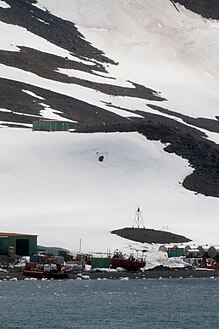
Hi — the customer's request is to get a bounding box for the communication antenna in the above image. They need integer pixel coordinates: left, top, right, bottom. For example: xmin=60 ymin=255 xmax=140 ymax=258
xmin=133 ymin=207 xmax=145 ymax=228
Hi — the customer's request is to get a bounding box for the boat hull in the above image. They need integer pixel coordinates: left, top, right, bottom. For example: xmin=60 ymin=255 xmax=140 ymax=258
xmin=23 ymin=269 xmax=69 ymax=279
xmin=110 ymin=258 xmax=145 ymax=271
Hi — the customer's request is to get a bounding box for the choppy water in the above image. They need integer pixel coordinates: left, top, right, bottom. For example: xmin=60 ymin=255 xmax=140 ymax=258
xmin=1 ymin=278 xmax=219 ymax=328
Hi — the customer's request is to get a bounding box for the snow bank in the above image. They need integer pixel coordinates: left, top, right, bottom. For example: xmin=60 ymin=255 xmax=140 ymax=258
xmin=164 ymin=257 xmax=188 ymax=269
xmin=144 ymin=250 xmax=188 ymax=270
xmin=144 ymin=250 xmax=168 ymax=270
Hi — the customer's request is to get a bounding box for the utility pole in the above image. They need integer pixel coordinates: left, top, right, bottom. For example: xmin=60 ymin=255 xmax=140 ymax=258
xmin=79 ymin=238 xmax=82 ymax=253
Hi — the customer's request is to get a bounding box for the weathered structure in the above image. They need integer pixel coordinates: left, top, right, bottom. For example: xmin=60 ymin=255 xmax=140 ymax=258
xmin=32 ymin=120 xmax=69 ymax=131
xmin=0 ymin=232 xmax=37 ymax=256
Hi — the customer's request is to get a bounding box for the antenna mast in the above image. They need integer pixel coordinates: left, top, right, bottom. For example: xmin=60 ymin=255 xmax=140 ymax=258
xmin=133 ymin=207 xmax=145 ymax=228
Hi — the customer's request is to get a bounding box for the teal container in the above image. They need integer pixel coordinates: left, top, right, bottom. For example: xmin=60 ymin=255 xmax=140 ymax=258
xmin=168 ymin=247 xmax=184 ymax=258
xmin=33 ymin=120 xmax=69 ymax=131
xmin=176 ymin=248 xmax=184 ymax=257
xmin=91 ymin=257 xmax=110 ymax=269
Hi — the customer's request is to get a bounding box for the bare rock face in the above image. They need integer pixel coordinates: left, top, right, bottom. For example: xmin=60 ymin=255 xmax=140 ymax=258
xmin=174 ymin=0 xmax=219 ymax=20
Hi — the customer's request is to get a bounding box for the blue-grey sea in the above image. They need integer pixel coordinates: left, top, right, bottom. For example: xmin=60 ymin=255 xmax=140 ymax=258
xmin=0 ymin=277 xmax=219 ymax=329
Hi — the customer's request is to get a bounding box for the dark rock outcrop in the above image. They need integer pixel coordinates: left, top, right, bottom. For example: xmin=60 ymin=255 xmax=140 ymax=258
xmin=111 ymin=227 xmax=191 ymax=244
xmin=174 ymin=0 xmax=219 ymax=20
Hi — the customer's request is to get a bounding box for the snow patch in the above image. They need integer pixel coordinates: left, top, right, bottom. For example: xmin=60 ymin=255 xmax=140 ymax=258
xmin=0 ymin=108 xmax=11 ymax=113
xmin=39 ymin=102 xmax=76 ymax=122
xmin=0 ymin=21 xmax=93 ymax=66
xmin=0 ymin=107 xmax=41 ymax=120
xmin=57 ymin=68 xmax=132 ymax=88
xmin=36 ymin=18 xmax=50 ymax=25
xmin=0 ymin=1 xmax=10 ymax=9
xmin=0 ymin=121 xmax=32 ymax=128
xmin=22 ymin=90 xmax=45 ymax=100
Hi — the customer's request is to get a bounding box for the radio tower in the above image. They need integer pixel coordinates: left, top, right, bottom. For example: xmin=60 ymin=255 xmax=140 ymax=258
xmin=133 ymin=207 xmax=145 ymax=228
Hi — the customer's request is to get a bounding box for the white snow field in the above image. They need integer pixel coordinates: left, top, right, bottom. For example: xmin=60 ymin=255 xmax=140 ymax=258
xmin=0 ymin=0 xmax=219 ymax=253
xmin=0 ymin=128 xmax=218 ymax=253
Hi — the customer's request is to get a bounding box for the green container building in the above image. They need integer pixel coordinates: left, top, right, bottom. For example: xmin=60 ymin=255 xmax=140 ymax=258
xmin=167 ymin=246 xmax=185 ymax=258
xmin=0 ymin=232 xmax=37 ymax=256
xmin=91 ymin=257 xmax=110 ymax=269
xmin=175 ymin=247 xmax=184 ymax=257
xmin=33 ymin=120 xmax=69 ymax=132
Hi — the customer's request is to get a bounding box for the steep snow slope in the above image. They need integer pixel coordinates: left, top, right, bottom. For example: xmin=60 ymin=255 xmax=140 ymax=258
xmin=0 ymin=0 xmax=219 ymax=252
xmin=36 ymin=0 xmax=219 ymax=120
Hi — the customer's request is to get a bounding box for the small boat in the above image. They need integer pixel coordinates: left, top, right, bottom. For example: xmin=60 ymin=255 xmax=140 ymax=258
xmin=110 ymin=250 xmax=146 ymax=271
xmin=23 ymin=262 xmax=69 ymax=279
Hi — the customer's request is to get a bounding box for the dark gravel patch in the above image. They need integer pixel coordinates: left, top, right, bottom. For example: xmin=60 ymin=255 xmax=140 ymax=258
xmin=111 ymin=227 xmax=191 ymax=244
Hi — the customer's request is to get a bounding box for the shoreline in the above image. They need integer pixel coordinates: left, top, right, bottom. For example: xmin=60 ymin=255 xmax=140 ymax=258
xmin=83 ymin=268 xmax=219 ymax=280
xmin=1 ymin=268 xmax=219 ymax=281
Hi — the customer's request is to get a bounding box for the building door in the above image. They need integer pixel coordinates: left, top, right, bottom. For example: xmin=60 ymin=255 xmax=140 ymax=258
xmin=16 ymin=239 xmax=29 ymax=256
xmin=0 ymin=238 xmax=9 ymax=255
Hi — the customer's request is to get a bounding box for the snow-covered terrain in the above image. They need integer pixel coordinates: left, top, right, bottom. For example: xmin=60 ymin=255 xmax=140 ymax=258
xmin=0 ymin=128 xmax=218 ymax=253
xmin=36 ymin=0 xmax=219 ymax=120
xmin=0 ymin=0 xmax=219 ymax=254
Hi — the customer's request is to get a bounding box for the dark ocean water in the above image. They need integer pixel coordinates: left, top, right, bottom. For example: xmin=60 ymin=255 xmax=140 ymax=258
xmin=0 ymin=277 xmax=219 ymax=329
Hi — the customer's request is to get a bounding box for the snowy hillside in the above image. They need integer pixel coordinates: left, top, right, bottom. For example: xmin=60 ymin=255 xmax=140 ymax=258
xmin=0 ymin=0 xmax=219 ymax=253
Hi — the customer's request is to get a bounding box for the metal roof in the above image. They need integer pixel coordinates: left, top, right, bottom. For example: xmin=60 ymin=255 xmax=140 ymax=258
xmin=0 ymin=232 xmax=37 ymax=237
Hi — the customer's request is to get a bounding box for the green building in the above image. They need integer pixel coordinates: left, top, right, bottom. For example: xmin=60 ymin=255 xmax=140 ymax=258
xmin=0 ymin=232 xmax=37 ymax=256
xmin=32 ymin=120 xmax=69 ymax=132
